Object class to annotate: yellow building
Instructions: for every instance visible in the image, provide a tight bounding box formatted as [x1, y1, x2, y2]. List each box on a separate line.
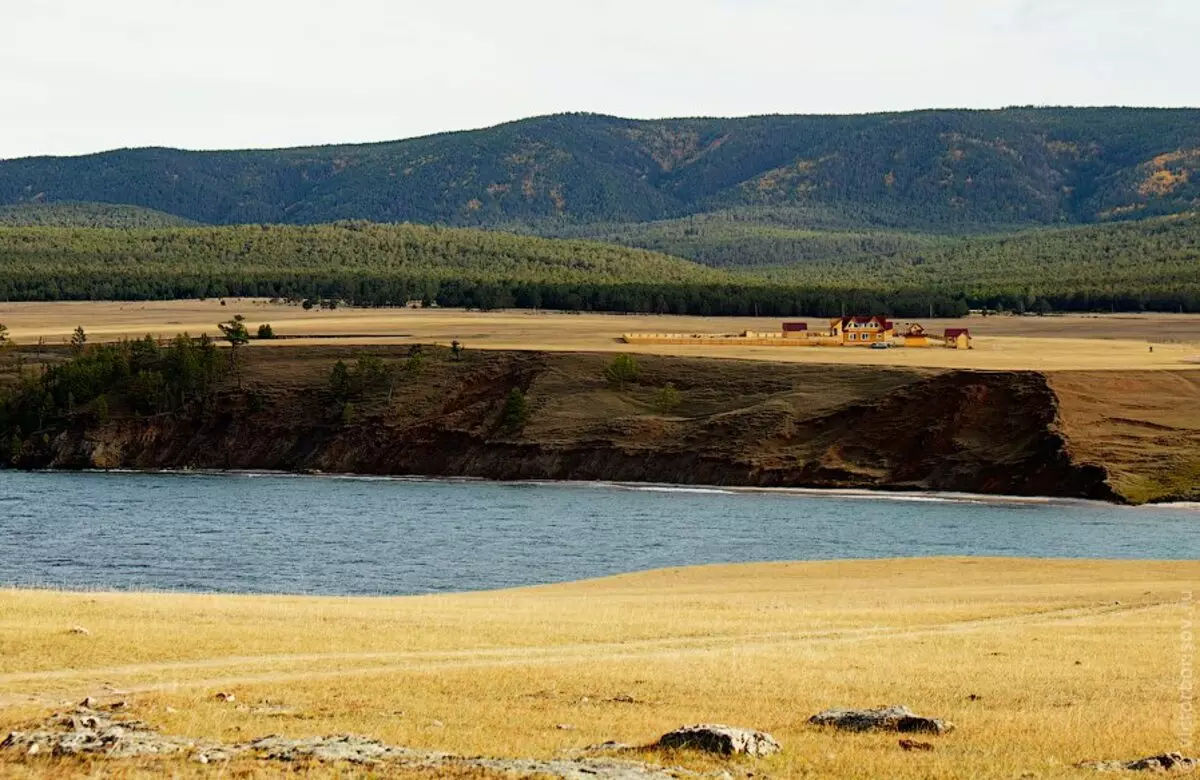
[830, 316, 895, 346]
[944, 328, 972, 350]
[901, 323, 933, 347]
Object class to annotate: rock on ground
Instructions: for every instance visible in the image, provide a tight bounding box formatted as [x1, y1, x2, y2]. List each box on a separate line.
[656, 724, 781, 757]
[808, 705, 954, 735]
[1080, 753, 1198, 773]
[1, 709, 212, 759]
[1, 706, 695, 779]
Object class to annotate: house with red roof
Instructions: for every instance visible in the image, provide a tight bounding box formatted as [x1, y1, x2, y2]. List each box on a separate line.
[944, 328, 972, 350]
[829, 316, 895, 346]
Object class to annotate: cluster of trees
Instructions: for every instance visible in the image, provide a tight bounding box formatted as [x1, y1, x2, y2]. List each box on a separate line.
[327, 350, 425, 404]
[2, 109, 1198, 230]
[1, 334, 224, 459]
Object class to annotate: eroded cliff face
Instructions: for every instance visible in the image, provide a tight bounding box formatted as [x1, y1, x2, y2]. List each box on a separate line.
[14, 348, 1119, 502]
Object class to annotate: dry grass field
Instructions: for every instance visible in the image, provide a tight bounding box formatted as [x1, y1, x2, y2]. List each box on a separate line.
[1, 559, 1197, 778]
[3, 300, 1200, 370]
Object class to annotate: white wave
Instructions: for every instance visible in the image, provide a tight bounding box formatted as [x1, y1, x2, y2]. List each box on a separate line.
[614, 485, 736, 495]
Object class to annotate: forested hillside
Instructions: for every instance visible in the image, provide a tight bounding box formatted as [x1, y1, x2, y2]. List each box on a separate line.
[749, 214, 1200, 313]
[2, 109, 1199, 230]
[1, 218, 1197, 314]
[0, 202, 194, 228]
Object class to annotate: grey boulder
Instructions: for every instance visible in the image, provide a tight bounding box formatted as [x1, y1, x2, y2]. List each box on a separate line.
[809, 705, 954, 734]
[656, 724, 781, 757]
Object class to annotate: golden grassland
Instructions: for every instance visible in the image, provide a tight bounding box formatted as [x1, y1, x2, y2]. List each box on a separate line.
[1, 558, 1197, 778]
[3, 301, 1200, 370]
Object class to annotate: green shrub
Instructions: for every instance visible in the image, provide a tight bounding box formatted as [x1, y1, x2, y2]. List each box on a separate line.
[603, 354, 639, 389]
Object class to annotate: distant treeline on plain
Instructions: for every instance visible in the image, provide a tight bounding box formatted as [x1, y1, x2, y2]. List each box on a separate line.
[0, 220, 1197, 315]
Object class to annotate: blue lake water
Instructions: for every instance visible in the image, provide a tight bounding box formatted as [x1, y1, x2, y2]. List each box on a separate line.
[0, 471, 1197, 595]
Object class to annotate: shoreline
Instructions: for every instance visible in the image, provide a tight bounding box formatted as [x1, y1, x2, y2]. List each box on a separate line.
[2, 555, 1196, 600]
[20, 466, 1191, 509]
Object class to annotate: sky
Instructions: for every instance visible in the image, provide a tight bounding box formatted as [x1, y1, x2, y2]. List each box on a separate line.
[3, 0, 1198, 159]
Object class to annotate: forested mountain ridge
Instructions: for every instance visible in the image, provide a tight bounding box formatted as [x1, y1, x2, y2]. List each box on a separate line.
[2, 109, 1199, 230]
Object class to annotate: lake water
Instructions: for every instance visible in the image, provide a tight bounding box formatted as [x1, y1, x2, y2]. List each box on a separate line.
[0, 471, 1197, 595]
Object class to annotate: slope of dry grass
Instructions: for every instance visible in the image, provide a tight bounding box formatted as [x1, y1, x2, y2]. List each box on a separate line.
[1, 559, 1196, 778]
[1050, 371, 1200, 503]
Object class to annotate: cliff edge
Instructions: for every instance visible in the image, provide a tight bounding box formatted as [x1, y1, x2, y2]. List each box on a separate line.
[8, 345, 1173, 503]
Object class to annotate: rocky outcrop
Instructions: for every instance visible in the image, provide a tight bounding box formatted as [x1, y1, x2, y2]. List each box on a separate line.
[808, 705, 954, 735]
[1, 706, 692, 778]
[655, 725, 781, 757]
[1081, 753, 1198, 773]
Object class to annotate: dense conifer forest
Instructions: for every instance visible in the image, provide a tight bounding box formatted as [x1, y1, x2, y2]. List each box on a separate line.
[0, 217, 1197, 314]
[0, 203, 194, 228]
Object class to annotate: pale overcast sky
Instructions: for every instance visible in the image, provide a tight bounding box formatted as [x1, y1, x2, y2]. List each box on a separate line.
[3, 0, 1198, 159]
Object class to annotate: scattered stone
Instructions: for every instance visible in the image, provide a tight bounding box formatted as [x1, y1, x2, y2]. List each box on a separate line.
[557, 724, 577, 731]
[78, 697, 97, 709]
[214, 692, 236, 703]
[429, 720, 445, 728]
[808, 705, 953, 735]
[584, 741, 635, 753]
[611, 694, 639, 704]
[1, 707, 215, 759]
[966, 694, 982, 701]
[2, 706, 694, 778]
[899, 739, 935, 752]
[238, 703, 298, 717]
[248, 734, 408, 765]
[1080, 753, 1198, 773]
[656, 725, 781, 758]
[68, 626, 91, 636]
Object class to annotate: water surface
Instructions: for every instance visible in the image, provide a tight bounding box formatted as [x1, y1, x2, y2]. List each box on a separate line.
[1, 471, 1196, 595]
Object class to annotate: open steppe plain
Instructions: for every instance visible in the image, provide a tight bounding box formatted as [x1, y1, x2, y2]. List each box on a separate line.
[1, 559, 1197, 778]
[3, 300, 1200, 370]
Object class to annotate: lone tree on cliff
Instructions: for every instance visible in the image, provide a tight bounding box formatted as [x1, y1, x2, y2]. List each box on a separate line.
[70, 326, 87, 353]
[502, 387, 530, 431]
[654, 382, 682, 414]
[603, 354, 638, 390]
[218, 316, 251, 387]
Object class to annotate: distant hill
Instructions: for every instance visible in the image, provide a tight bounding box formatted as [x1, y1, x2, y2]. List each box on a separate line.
[1, 217, 1196, 314]
[744, 214, 1200, 312]
[2, 109, 1199, 231]
[0, 202, 195, 228]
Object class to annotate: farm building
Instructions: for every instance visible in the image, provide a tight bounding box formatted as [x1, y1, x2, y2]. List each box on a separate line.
[901, 324, 933, 347]
[830, 316, 895, 346]
[623, 316, 949, 349]
[944, 328, 973, 349]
